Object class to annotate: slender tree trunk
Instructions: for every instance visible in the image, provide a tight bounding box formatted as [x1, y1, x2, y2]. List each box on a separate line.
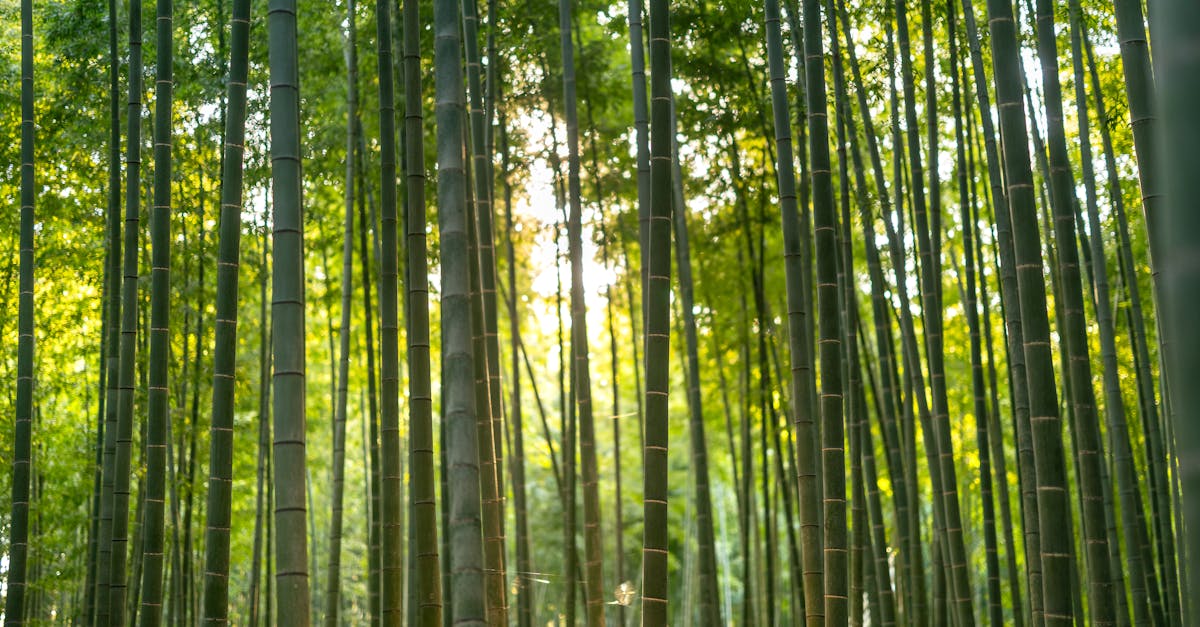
[399, 0, 442, 619]
[108, 0, 145, 619]
[886, 26, 949, 625]
[827, 10, 870, 626]
[831, 87, 860, 620]
[371, 0, 406, 619]
[267, 0, 311, 620]
[641, 0, 674, 620]
[129, 413, 147, 624]
[1095, 41, 1177, 627]
[764, 0, 822, 622]
[749, 149, 776, 627]
[1029, 1, 1117, 620]
[856, 327, 899, 626]
[198, 0, 250, 620]
[90, 0, 124, 617]
[732, 241, 758, 627]
[573, 28, 632, 623]
[541, 108, 578, 626]
[778, 0, 817, 397]
[94, 0, 124, 619]
[306, 450, 321, 621]
[564, 279, 578, 627]
[137, 0, 175, 619]
[801, 0, 845, 619]
[482, 0, 506, 530]
[1153, 0, 1200, 616]
[4, 1, 35, 622]
[621, 0, 649, 480]
[848, 336, 866, 627]
[433, 0, 486, 618]
[984, 0, 1075, 621]
[832, 17, 905, 626]
[764, 315, 807, 620]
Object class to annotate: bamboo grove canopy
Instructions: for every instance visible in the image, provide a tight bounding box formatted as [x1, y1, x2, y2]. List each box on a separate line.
[2, 0, 1200, 624]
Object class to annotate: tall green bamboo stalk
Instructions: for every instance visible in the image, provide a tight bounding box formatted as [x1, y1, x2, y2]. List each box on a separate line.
[93, 0, 124, 620]
[433, 0, 486, 619]
[960, 50, 1026, 627]
[983, 0, 1075, 621]
[886, 18, 931, 623]
[138, 0, 174, 620]
[728, 205, 757, 625]
[266, 0, 311, 621]
[972, 179, 1027, 627]
[199, 0, 250, 621]
[481, 3, 506, 507]
[538, 99, 578, 624]
[402, 0, 442, 617]
[800, 0, 846, 619]
[5, 1, 35, 622]
[90, 0, 124, 619]
[374, 0, 407, 617]
[888, 15, 955, 618]
[1155, 0, 1200, 615]
[108, 0, 144, 620]
[1030, 0, 1116, 619]
[765, 0, 821, 621]
[641, 0, 674, 621]
[855, 329, 898, 627]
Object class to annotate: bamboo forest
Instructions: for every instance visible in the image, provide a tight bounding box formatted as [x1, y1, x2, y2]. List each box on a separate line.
[4, 0, 1200, 623]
